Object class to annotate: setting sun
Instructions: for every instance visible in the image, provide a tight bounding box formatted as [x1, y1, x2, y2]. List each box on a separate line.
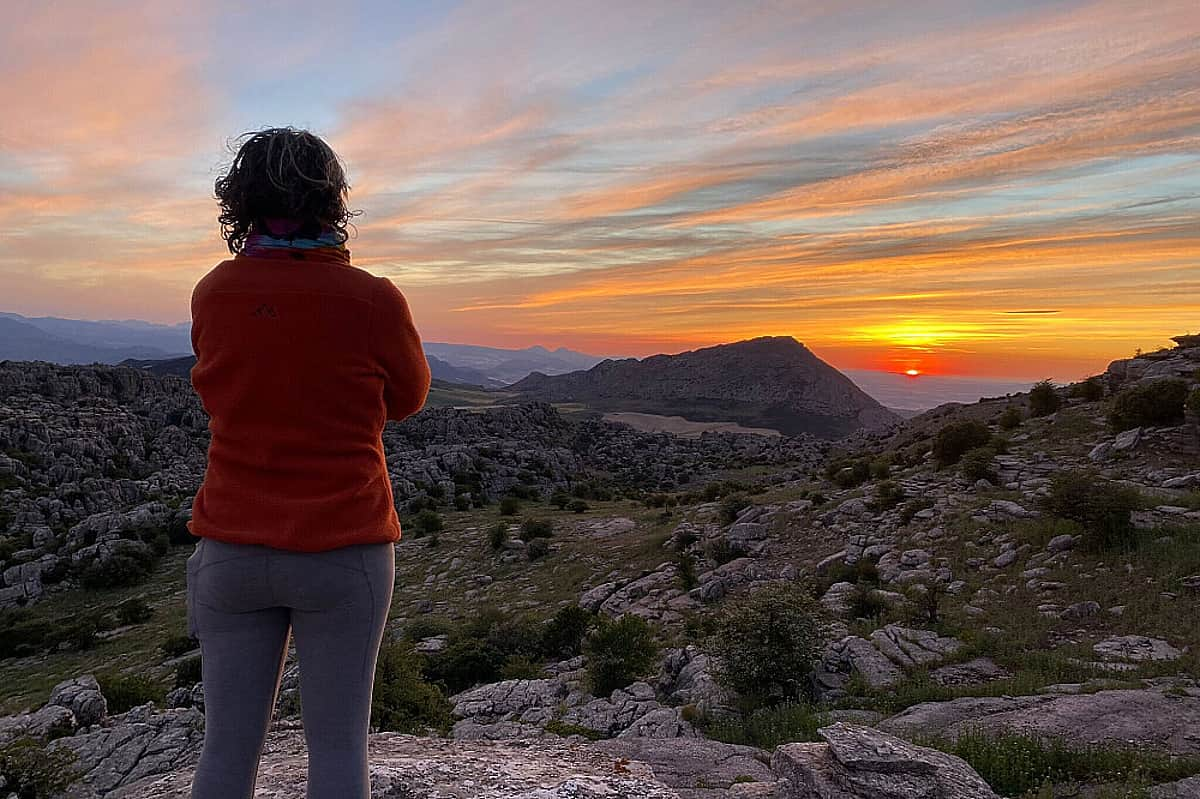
[905, 369, 921, 377]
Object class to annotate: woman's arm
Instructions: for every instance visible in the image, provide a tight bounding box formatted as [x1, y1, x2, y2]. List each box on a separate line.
[370, 277, 432, 421]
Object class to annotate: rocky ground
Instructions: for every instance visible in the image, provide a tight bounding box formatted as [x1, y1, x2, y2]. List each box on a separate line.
[2, 336, 1199, 797]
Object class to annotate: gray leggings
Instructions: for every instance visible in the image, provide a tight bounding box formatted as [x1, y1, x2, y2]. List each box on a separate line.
[185, 536, 395, 799]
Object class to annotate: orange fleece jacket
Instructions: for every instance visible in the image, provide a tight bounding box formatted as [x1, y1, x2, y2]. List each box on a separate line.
[186, 247, 431, 551]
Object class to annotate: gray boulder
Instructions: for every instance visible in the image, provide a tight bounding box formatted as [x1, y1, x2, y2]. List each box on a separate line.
[48, 675, 108, 727]
[771, 722, 997, 798]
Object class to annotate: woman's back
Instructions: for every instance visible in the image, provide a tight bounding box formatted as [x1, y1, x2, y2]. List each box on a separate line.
[188, 247, 429, 551]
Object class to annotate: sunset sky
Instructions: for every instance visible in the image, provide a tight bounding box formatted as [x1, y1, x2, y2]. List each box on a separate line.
[2, 0, 1197, 380]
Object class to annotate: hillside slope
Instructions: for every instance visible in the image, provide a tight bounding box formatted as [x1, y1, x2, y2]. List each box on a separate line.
[511, 335, 899, 438]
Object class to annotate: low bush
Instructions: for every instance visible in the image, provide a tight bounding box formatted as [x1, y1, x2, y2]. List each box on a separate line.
[499, 654, 543, 681]
[412, 510, 443, 536]
[526, 538, 550, 560]
[568, 499, 589, 513]
[932, 420, 992, 467]
[115, 596, 153, 626]
[549, 490, 571, 509]
[371, 640, 453, 734]
[1041, 470, 1143, 551]
[958, 446, 998, 483]
[78, 550, 154, 590]
[705, 538, 739, 566]
[1070, 376, 1105, 401]
[703, 700, 826, 748]
[584, 615, 659, 696]
[1188, 387, 1200, 417]
[488, 522, 508, 551]
[848, 585, 889, 621]
[826, 458, 871, 488]
[98, 672, 165, 713]
[997, 405, 1022, 430]
[423, 637, 505, 694]
[706, 582, 823, 704]
[718, 494, 750, 525]
[898, 498, 935, 526]
[498, 497, 521, 516]
[519, 518, 555, 541]
[0, 736, 79, 799]
[923, 728, 1200, 798]
[540, 605, 593, 659]
[174, 655, 202, 687]
[868, 480, 905, 511]
[1108, 378, 1188, 431]
[159, 633, 198, 658]
[677, 551, 698, 590]
[0, 612, 54, 659]
[1028, 379, 1061, 417]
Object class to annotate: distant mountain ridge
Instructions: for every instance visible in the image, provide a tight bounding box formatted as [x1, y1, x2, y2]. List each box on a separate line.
[510, 336, 899, 438]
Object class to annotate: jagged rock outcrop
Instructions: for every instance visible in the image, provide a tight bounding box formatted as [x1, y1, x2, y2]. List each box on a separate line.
[111, 729, 682, 799]
[879, 687, 1200, 755]
[770, 723, 998, 798]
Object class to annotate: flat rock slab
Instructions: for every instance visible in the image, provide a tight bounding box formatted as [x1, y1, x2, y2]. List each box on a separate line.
[595, 737, 774, 799]
[879, 689, 1200, 755]
[111, 730, 680, 799]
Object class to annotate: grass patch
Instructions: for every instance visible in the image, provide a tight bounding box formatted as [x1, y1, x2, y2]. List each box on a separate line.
[703, 700, 827, 748]
[920, 727, 1200, 798]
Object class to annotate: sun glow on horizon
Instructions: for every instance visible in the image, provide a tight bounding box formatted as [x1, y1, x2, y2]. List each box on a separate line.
[905, 369, 921, 377]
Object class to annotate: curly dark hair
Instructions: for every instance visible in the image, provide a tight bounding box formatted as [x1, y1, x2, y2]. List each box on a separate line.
[214, 127, 357, 254]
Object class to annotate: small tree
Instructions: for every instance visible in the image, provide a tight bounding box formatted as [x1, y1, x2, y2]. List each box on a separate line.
[1040, 470, 1143, 551]
[519, 518, 554, 541]
[413, 510, 443, 536]
[488, 523, 508, 551]
[932, 420, 992, 467]
[1108, 378, 1188, 431]
[499, 496, 521, 516]
[1028, 379, 1061, 417]
[706, 582, 823, 704]
[371, 640, 453, 734]
[997, 405, 1022, 430]
[1070, 377, 1104, 402]
[959, 446, 998, 483]
[540, 605, 593, 659]
[583, 615, 659, 695]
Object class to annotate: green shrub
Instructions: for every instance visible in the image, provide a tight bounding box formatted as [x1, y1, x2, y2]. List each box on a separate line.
[453, 494, 471, 511]
[1029, 379, 1061, 417]
[584, 615, 659, 696]
[0, 612, 54, 659]
[848, 585, 889, 621]
[115, 597, 153, 626]
[719, 495, 750, 525]
[706, 582, 823, 704]
[98, 672, 165, 713]
[868, 480, 905, 511]
[568, 499, 589, 513]
[704, 700, 826, 748]
[677, 551, 698, 590]
[412, 510, 443, 536]
[499, 497, 521, 516]
[932, 420, 992, 467]
[997, 405, 1022, 430]
[958, 446, 998, 483]
[499, 654, 543, 680]
[898, 498, 935, 525]
[174, 656, 202, 687]
[540, 605, 593, 659]
[1041, 470, 1143, 551]
[488, 522, 508, 551]
[0, 736, 79, 799]
[1188, 387, 1200, 417]
[526, 538, 550, 560]
[53, 613, 106, 651]
[1108, 378, 1188, 431]
[826, 458, 871, 488]
[159, 633, 198, 658]
[423, 637, 505, 694]
[519, 518, 554, 541]
[1070, 377, 1105, 401]
[705, 538, 739, 566]
[371, 640, 453, 734]
[78, 551, 154, 590]
[544, 719, 605, 740]
[923, 728, 1200, 798]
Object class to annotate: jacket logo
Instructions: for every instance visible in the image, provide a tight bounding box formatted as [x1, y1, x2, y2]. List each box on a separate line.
[251, 303, 279, 319]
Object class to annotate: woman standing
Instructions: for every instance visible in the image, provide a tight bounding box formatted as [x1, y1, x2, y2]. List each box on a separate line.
[186, 127, 430, 799]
